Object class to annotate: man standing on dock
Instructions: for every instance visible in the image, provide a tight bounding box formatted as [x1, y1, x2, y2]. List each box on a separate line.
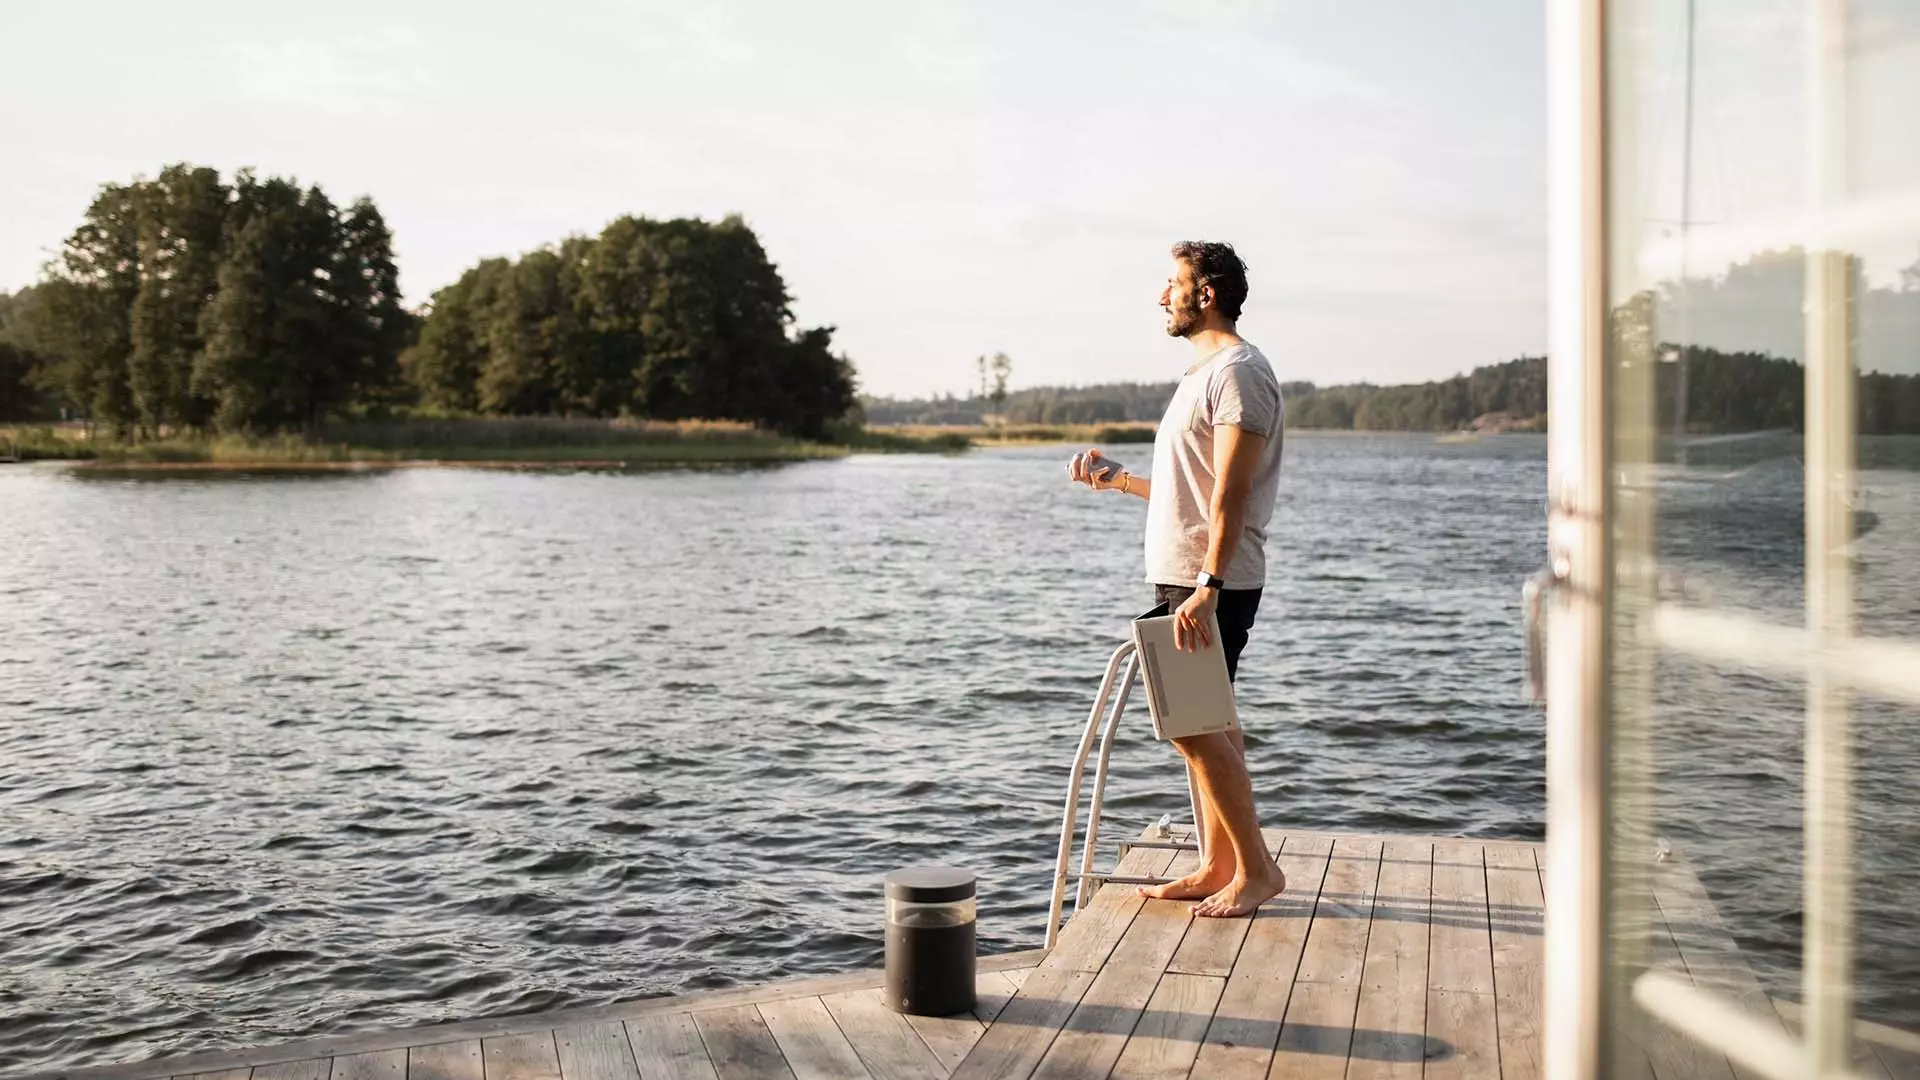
[1067, 240, 1289, 918]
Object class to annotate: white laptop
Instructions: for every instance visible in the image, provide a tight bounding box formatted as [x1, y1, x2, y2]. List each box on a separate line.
[1130, 604, 1241, 741]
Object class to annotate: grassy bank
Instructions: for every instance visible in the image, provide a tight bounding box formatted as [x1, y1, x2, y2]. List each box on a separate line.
[0, 417, 977, 467]
[0, 420, 1548, 468]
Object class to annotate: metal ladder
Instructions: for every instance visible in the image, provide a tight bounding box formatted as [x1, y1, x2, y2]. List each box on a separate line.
[1044, 640, 1208, 949]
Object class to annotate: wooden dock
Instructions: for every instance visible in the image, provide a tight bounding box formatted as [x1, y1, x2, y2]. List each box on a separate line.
[21, 828, 1918, 1080]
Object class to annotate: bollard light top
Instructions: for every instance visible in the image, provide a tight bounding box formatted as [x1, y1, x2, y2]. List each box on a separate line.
[884, 865, 976, 903]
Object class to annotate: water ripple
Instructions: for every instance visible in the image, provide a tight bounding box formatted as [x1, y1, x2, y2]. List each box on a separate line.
[1, 437, 1916, 1074]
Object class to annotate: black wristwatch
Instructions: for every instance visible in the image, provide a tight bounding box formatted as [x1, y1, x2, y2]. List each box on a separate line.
[1195, 571, 1225, 590]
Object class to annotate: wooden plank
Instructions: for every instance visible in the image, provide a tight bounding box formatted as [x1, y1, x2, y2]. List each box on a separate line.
[624, 1014, 719, 1080]
[1628, 887, 1734, 1080]
[1106, 972, 1224, 1080]
[485, 1033, 562, 1080]
[758, 997, 872, 1080]
[1252, 827, 1540, 853]
[692, 1006, 796, 1080]
[1003, 966, 1034, 991]
[1187, 834, 1336, 1080]
[1813, 1010, 1920, 1080]
[410, 1042, 485, 1080]
[180, 1071, 251, 1080]
[329, 1050, 405, 1080]
[1484, 844, 1545, 1080]
[1650, 858, 1782, 1026]
[819, 988, 945, 1080]
[948, 965, 1097, 1080]
[1168, 835, 1284, 978]
[1768, 999, 1896, 1080]
[30, 952, 1046, 1080]
[972, 971, 1022, 1026]
[1424, 841, 1498, 1080]
[1771, 1001, 1920, 1080]
[250, 1062, 329, 1080]
[1873, 1041, 1920, 1080]
[901, 1009, 983, 1076]
[1651, 856, 1790, 1080]
[1347, 839, 1434, 1080]
[552, 1023, 641, 1080]
[1032, 849, 1202, 1080]
[1269, 837, 1385, 1080]
[1047, 841, 1182, 974]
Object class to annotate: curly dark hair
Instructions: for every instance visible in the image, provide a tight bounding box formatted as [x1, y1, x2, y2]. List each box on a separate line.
[1170, 241, 1249, 321]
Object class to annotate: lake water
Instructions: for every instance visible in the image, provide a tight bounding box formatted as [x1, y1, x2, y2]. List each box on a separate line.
[1, 435, 1914, 1074]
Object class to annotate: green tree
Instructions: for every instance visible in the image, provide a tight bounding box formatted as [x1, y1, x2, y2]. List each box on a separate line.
[411, 258, 513, 412]
[40, 183, 144, 436]
[575, 218, 656, 413]
[543, 235, 603, 415]
[129, 164, 228, 434]
[186, 172, 407, 432]
[0, 290, 54, 420]
[478, 248, 569, 414]
[989, 351, 1012, 413]
[196, 185, 298, 430]
[761, 325, 857, 439]
[624, 215, 793, 422]
[332, 197, 410, 407]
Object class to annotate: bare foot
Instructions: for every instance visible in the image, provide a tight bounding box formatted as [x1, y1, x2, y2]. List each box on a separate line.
[1137, 865, 1233, 901]
[1192, 863, 1287, 918]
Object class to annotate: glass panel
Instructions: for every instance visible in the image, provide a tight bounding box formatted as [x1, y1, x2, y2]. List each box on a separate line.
[1606, 0, 1920, 1070]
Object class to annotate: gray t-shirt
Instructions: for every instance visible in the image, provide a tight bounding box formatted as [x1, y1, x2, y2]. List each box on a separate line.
[1143, 342, 1285, 589]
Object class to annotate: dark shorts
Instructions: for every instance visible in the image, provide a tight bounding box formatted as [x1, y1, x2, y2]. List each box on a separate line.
[1153, 585, 1264, 683]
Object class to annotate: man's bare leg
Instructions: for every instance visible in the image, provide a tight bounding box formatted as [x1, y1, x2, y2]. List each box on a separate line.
[1138, 729, 1259, 903]
[1137, 760, 1232, 900]
[1175, 730, 1285, 917]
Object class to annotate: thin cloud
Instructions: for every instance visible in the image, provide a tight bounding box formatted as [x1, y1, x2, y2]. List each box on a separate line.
[226, 32, 437, 116]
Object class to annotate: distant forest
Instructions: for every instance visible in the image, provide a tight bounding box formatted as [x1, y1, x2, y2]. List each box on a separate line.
[872, 245, 1920, 435]
[863, 347, 1920, 435]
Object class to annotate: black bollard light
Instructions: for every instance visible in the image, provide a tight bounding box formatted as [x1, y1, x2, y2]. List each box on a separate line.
[883, 866, 977, 1016]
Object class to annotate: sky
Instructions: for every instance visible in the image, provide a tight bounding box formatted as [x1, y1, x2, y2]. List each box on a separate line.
[5, 1, 1550, 398]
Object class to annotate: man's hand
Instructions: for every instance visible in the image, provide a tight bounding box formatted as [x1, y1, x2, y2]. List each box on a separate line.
[1067, 447, 1128, 492]
[1175, 587, 1219, 652]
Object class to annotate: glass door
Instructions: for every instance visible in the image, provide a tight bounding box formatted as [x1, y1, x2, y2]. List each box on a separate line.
[1545, 1, 1920, 1077]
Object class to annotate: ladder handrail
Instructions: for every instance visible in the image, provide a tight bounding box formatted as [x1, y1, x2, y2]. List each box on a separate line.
[1044, 640, 1206, 949]
[1045, 641, 1134, 950]
[1073, 647, 1140, 912]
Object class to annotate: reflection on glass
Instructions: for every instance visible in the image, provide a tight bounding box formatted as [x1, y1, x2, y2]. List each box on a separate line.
[1605, 0, 1920, 1066]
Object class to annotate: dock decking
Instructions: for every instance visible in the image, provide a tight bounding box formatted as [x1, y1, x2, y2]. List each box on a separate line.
[22, 828, 1918, 1080]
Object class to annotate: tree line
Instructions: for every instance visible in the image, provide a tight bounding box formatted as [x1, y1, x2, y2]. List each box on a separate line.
[8, 168, 1915, 442]
[861, 346, 1920, 435]
[865, 246, 1920, 433]
[0, 164, 856, 440]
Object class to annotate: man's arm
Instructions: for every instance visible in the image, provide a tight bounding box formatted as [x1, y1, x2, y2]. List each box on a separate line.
[1071, 447, 1153, 499]
[1200, 423, 1267, 580]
